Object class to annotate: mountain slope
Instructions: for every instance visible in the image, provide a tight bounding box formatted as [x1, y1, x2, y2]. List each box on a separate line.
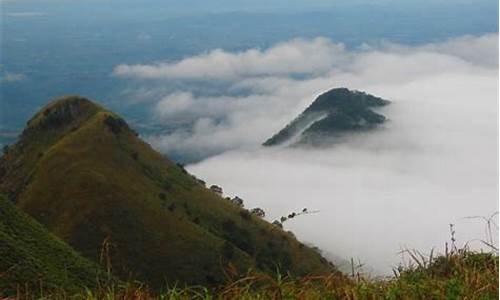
[264, 88, 390, 146]
[0, 195, 102, 295]
[0, 96, 335, 288]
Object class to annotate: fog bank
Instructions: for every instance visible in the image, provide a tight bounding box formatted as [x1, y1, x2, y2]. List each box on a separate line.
[184, 34, 498, 274]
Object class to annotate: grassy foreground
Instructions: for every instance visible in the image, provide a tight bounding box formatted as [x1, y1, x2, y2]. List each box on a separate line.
[8, 248, 498, 300]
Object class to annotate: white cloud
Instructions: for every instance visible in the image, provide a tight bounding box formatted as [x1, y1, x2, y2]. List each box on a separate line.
[114, 34, 498, 82]
[148, 91, 296, 158]
[1, 72, 26, 82]
[121, 34, 498, 273]
[114, 37, 349, 80]
[384, 34, 499, 68]
[156, 92, 196, 118]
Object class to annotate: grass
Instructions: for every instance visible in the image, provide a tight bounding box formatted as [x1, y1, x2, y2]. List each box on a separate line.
[8, 247, 498, 299]
[0, 195, 102, 296]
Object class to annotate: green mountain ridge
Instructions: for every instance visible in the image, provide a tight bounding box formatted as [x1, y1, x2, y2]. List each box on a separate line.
[264, 88, 390, 146]
[0, 96, 336, 289]
[0, 194, 102, 295]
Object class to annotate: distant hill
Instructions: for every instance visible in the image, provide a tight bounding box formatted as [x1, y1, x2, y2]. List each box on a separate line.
[0, 195, 102, 295]
[264, 88, 390, 146]
[0, 96, 336, 289]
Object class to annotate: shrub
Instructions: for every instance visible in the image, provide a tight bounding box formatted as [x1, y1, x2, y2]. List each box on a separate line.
[176, 163, 188, 174]
[222, 241, 235, 259]
[250, 207, 265, 218]
[256, 245, 292, 272]
[103, 115, 127, 135]
[239, 210, 251, 220]
[221, 219, 254, 255]
[131, 152, 139, 160]
[162, 180, 172, 191]
[158, 193, 167, 208]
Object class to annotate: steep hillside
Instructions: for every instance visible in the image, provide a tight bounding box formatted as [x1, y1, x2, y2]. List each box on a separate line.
[0, 195, 102, 295]
[0, 96, 336, 288]
[264, 88, 390, 146]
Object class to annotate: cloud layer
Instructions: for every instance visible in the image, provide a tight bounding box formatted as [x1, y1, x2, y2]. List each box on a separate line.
[118, 34, 498, 273]
[115, 34, 497, 81]
[114, 37, 348, 80]
[0, 72, 26, 82]
[136, 34, 498, 162]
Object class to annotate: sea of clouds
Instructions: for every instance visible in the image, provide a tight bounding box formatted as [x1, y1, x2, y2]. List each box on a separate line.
[115, 34, 498, 274]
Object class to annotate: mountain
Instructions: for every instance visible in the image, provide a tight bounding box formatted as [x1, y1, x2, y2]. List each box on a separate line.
[0, 96, 335, 289]
[0, 195, 102, 295]
[263, 88, 390, 146]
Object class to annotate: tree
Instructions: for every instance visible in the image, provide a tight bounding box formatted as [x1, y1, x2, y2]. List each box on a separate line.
[273, 208, 319, 228]
[230, 196, 244, 207]
[250, 208, 265, 218]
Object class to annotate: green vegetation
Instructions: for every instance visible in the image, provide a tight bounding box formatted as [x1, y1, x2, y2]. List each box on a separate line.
[0, 96, 334, 289]
[11, 249, 499, 299]
[263, 88, 390, 146]
[0, 195, 102, 295]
